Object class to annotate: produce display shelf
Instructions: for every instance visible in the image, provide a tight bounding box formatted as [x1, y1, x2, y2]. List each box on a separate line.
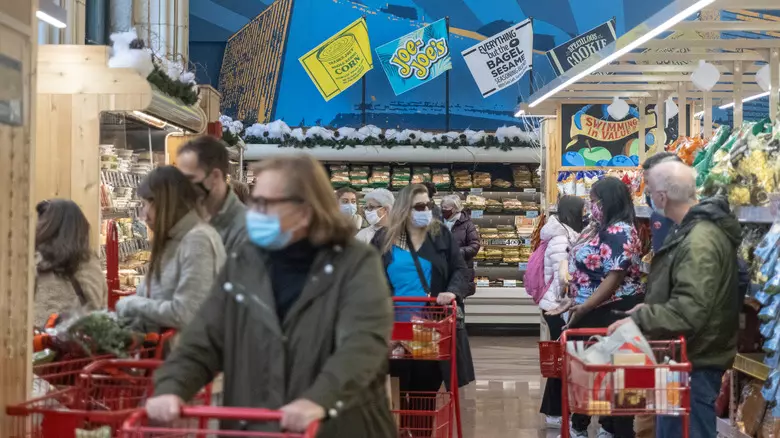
[732, 353, 770, 381]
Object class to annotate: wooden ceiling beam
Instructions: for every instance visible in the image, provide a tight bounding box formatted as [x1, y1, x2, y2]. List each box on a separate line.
[639, 39, 780, 50]
[621, 52, 766, 62]
[672, 21, 780, 32]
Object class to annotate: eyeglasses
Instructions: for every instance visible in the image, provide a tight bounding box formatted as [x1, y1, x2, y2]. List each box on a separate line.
[248, 196, 303, 213]
[412, 202, 433, 212]
[364, 204, 382, 211]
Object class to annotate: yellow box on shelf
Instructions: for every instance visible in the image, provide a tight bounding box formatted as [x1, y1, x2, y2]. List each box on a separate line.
[733, 353, 770, 381]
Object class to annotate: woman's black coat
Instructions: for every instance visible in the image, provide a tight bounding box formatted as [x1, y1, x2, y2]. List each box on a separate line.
[371, 225, 476, 388]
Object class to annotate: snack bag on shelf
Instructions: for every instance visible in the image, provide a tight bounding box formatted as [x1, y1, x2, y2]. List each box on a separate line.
[453, 170, 473, 189]
[411, 166, 432, 184]
[369, 166, 391, 188]
[558, 171, 576, 197]
[349, 165, 369, 189]
[391, 167, 411, 190]
[512, 165, 534, 189]
[575, 172, 587, 197]
[465, 195, 486, 210]
[473, 172, 492, 188]
[329, 164, 351, 188]
[485, 199, 503, 213]
[492, 178, 512, 189]
[739, 379, 767, 436]
[502, 198, 523, 213]
[432, 168, 451, 190]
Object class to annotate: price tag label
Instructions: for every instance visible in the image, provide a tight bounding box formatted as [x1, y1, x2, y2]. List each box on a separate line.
[476, 279, 490, 287]
[361, 188, 375, 193]
[525, 211, 539, 218]
[518, 263, 528, 271]
[471, 210, 484, 219]
[503, 279, 517, 287]
[523, 188, 537, 193]
[470, 188, 483, 194]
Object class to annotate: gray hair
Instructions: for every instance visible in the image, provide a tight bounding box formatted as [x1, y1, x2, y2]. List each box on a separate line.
[648, 161, 698, 203]
[441, 195, 463, 212]
[364, 188, 395, 210]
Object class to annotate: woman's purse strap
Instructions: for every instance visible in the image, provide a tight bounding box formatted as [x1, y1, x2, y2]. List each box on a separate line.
[69, 277, 88, 306]
[406, 232, 431, 297]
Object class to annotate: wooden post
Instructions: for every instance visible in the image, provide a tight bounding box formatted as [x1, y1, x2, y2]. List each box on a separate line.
[0, 0, 37, 433]
[655, 91, 666, 150]
[638, 98, 647, 162]
[770, 49, 779, 122]
[677, 82, 687, 138]
[733, 61, 744, 128]
[703, 92, 713, 138]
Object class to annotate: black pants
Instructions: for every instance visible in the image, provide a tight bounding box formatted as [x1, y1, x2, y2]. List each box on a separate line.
[569, 295, 642, 438]
[390, 360, 443, 438]
[540, 312, 565, 417]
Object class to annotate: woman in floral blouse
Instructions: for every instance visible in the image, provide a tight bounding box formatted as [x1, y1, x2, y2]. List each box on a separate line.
[551, 176, 645, 438]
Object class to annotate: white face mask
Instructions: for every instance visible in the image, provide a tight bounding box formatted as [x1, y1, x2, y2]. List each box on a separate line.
[365, 209, 384, 226]
[411, 210, 433, 228]
[340, 203, 357, 217]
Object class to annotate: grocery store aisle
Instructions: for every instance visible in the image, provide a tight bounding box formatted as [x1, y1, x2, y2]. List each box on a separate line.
[461, 336, 559, 438]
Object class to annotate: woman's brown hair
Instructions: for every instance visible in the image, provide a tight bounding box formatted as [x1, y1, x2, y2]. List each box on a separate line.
[230, 180, 250, 204]
[250, 155, 354, 246]
[137, 166, 200, 284]
[35, 199, 92, 276]
[382, 184, 440, 253]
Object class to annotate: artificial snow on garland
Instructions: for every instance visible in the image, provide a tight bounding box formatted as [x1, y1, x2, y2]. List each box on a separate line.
[237, 119, 537, 151]
[108, 30, 199, 106]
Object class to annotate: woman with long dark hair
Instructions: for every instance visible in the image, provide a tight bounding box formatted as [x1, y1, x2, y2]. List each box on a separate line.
[34, 199, 106, 328]
[116, 166, 225, 332]
[538, 195, 584, 428]
[551, 177, 645, 438]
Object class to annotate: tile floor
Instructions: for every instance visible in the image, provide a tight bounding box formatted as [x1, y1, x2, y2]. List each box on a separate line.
[461, 335, 559, 438]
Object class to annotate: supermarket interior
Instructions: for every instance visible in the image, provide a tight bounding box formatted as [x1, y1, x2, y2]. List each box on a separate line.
[2, 0, 780, 436]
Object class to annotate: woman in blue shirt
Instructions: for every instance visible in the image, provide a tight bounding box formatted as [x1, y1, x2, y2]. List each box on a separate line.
[372, 184, 475, 436]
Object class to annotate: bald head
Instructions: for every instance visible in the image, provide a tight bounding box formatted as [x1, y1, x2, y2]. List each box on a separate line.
[647, 161, 697, 203]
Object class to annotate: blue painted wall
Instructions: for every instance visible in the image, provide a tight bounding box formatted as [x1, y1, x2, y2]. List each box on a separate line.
[192, 0, 678, 128]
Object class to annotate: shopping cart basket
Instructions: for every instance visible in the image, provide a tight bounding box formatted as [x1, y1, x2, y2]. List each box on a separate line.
[7, 359, 212, 438]
[390, 297, 461, 438]
[121, 406, 320, 437]
[558, 328, 692, 438]
[32, 330, 176, 387]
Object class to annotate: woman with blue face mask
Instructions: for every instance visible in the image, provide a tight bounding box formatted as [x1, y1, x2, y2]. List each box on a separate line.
[144, 155, 396, 438]
[336, 187, 367, 231]
[371, 184, 475, 437]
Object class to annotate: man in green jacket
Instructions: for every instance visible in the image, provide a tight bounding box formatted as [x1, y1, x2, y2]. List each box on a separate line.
[176, 136, 247, 254]
[609, 160, 741, 438]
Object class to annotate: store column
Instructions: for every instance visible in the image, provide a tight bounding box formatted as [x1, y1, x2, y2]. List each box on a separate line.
[0, 0, 37, 434]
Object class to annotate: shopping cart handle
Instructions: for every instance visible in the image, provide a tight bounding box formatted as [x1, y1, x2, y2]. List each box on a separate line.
[81, 358, 163, 374]
[180, 406, 320, 435]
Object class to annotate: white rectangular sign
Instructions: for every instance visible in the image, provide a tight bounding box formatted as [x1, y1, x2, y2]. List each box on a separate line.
[461, 19, 533, 98]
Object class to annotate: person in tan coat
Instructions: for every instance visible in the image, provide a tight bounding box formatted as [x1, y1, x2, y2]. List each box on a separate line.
[34, 199, 106, 328]
[145, 155, 395, 437]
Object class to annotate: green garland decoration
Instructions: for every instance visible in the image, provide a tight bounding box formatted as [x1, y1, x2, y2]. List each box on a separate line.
[147, 64, 199, 106]
[222, 130, 242, 147]
[243, 132, 532, 152]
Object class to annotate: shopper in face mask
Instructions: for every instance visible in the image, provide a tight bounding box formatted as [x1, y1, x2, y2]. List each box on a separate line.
[176, 136, 247, 254]
[372, 184, 475, 437]
[116, 166, 226, 333]
[355, 188, 394, 244]
[145, 155, 395, 438]
[336, 187, 367, 231]
[549, 176, 645, 438]
[610, 161, 741, 438]
[440, 195, 480, 297]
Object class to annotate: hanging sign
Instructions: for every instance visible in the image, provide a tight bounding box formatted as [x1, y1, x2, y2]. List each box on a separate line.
[546, 19, 617, 77]
[375, 18, 452, 95]
[299, 18, 373, 101]
[461, 19, 533, 98]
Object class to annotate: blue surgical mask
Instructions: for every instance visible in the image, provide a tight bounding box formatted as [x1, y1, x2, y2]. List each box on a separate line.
[245, 210, 292, 250]
[340, 203, 357, 216]
[648, 195, 665, 216]
[411, 210, 433, 228]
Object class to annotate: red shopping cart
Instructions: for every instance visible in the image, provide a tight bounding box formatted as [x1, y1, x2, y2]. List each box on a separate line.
[556, 328, 692, 438]
[389, 297, 461, 438]
[121, 406, 320, 437]
[7, 359, 212, 438]
[32, 329, 176, 387]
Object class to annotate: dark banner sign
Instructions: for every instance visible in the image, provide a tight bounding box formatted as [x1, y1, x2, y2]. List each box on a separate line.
[546, 19, 617, 77]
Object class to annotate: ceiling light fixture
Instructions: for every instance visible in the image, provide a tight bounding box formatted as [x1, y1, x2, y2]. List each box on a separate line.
[527, 0, 716, 109]
[718, 90, 771, 110]
[131, 111, 168, 129]
[37, 1, 67, 28]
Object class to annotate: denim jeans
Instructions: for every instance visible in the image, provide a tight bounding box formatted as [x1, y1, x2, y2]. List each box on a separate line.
[656, 368, 724, 438]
